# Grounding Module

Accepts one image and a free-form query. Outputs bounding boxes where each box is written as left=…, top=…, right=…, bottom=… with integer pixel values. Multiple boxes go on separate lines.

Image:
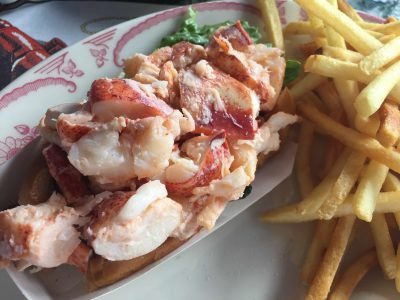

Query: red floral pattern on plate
left=0, top=125, right=39, bottom=166
left=34, top=52, right=84, bottom=78
left=84, top=29, right=116, bottom=68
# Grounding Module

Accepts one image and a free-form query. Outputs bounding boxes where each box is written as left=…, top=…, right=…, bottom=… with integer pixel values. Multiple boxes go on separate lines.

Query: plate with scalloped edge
left=0, top=1, right=390, bottom=300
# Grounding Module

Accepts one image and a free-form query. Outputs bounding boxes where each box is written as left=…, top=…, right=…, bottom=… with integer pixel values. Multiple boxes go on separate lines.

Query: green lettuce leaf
left=284, top=60, right=301, bottom=86
left=160, top=7, right=261, bottom=47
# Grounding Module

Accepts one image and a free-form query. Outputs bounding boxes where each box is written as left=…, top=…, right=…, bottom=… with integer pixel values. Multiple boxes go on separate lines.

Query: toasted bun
left=87, top=237, right=187, bottom=290
left=18, top=154, right=55, bottom=206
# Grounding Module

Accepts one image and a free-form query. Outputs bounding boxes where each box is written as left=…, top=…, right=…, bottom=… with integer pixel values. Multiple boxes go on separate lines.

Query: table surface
left=0, top=1, right=398, bottom=300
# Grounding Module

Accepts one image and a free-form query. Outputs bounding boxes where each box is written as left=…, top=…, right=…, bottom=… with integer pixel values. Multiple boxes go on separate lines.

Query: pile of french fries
left=258, top=0, right=400, bottom=298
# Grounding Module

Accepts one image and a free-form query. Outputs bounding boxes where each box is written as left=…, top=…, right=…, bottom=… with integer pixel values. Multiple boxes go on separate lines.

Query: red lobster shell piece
left=67, top=242, right=92, bottom=273
left=42, top=144, right=90, bottom=205
left=166, top=132, right=231, bottom=197
left=83, top=191, right=134, bottom=243
left=57, top=111, right=93, bottom=146
left=207, top=21, right=285, bottom=111
left=87, top=78, right=173, bottom=122
left=179, top=60, right=258, bottom=140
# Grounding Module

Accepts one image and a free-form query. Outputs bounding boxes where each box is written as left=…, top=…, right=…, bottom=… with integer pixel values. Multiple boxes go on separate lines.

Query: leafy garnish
left=284, top=60, right=301, bottom=86
left=160, top=7, right=261, bottom=47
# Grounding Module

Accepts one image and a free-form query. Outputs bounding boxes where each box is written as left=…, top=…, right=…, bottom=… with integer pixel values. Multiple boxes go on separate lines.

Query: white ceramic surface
left=0, top=1, right=392, bottom=299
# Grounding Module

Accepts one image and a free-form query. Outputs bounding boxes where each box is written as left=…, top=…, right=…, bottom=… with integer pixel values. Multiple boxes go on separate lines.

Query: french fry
left=354, top=61, right=400, bottom=118
left=298, top=102, right=400, bottom=173
left=387, top=16, right=398, bottom=23
left=359, top=36, right=400, bottom=74
left=320, top=137, right=344, bottom=179
left=318, top=151, right=366, bottom=219
left=352, top=160, right=389, bottom=222
left=305, top=55, right=373, bottom=82
left=337, top=0, right=363, bottom=22
left=261, top=191, right=400, bottom=223
left=294, top=0, right=382, bottom=55
left=304, top=92, right=328, bottom=113
left=315, top=37, right=328, bottom=47
left=382, top=172, right=400, bottom=230
left=377, top=103, right=400, bottom=148
left=308, top=12, right=324, bottom=29
left=322, top=46, right=364, bottom=63
left=396, top=243, right=400, bottom=293
left=370, top=213, right=397, bottom=279
left=365, top=29, right=384, bottom=38
left=329, top=249, right=378, bottom=300
left=305, top=55, right=400, bottom=102
left=374, top=21, right=400, bottom=36
left=306, top=215, right=355, bottom=300
left=296, top=122, right=314, bottom=198
left=324, top=0, right=346, bottom=48
left=257, top=0, right=284, bottom=50
left=284, top=21, right=324, bottom=36
left=379, top=34, right=397, bottom=43
left=297, top=149, right=349, bottom=214
left=354, top=113, right=381, bottom=138
left=333, top=79, right=357, bottom=125
left=315, top=81, right=342, bottom=114
left=301, top=219, right=337, bottom=284
left=289, top=73, right=327, bottom=100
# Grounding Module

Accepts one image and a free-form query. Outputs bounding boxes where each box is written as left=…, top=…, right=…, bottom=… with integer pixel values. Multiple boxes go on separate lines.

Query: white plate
left=0, top=1, right=391, bottom=299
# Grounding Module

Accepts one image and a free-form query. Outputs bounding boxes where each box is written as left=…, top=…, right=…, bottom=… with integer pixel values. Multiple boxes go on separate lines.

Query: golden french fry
left=359, top=36, right=400, bottom=74
left=305, top=55, right=374, bottom=82
left=374, top=21, right=400, bottom=35
left=306, top=215, right=355, bottom=300
left=260, top=191, right=400, bottom=223
left=296, top=122, right=314, bottom=198
left=383, top=172, right=400, bottom=191
left=297, top=149, right=349, bottom=214
left=324, top=0, right=346, bottom=48
left=318, top=151, right=366, bottom=219
left=370, top=213, right=397, bottom=279
left=333, top=79, right=357, bottom=125
left=304, top=55, right=400, bottom=102
left=382, top=172, right=400, bottom=230
left=379, top=34, right=397, bottom=43
left=284, top=21, right=324, bottom=36
left=329, top=249, right=378, bottom=300
left=289, top=73, right=327, bottom=100
left=298, top=102, right=400, bottom=173
left=387, top=16, right=398, bottom=23
left=320, top=136, right=344, bottom=179
left=301, top=219, right=337, bottom=284
left=303, top=92, right=328, bottom=113
left=352, top=161, right=389, bottom=222
left=354, top=113, right=381, bottom=138
left=337, top=0, right=363, bottom=22
left=308, top=11, right=324, bottom=29
left=396, top=243, right=400, bottom=293
left=365, top=29, right=384, bottom=38
left=315, top=81, right=342, bottom=114
left=377, top=103, right=400, bottom=148
left=294, top=0, right=382, bottom=55
left=257, top=0, right=284, bottom=50
left=322, top=46, right=364, bottom=63
left=356, top=21, right=382, bottom=30
left=354, top=61, right=400, bottom=118
left=315, top=37, right=328, bottom=47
